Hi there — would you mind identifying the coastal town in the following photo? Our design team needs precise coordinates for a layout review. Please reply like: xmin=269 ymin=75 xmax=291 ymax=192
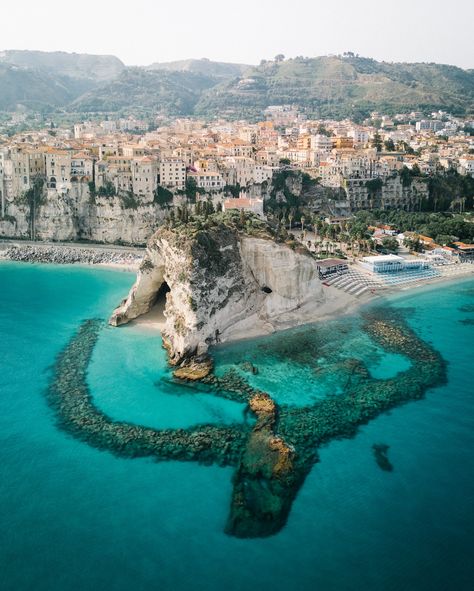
xmin=2 ymin=107 xmax=474 ymax=214
xmin=2 ymin=0 xmax=474 ymax=585
xmin=1 ymin=105 xmax=473 ymax=295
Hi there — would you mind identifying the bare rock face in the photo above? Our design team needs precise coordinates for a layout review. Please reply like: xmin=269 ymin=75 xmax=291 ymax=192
xmin=110 ymin=215 xmax=325 ymax=366
xmin=0 ymin=186 xmax=164 ymax=244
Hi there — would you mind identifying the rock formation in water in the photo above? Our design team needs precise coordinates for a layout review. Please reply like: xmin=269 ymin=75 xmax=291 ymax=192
xmin=48 ymin=307 xmax=446 ymax=538
xmin=109 ymin=212 xmax=325 ymax=370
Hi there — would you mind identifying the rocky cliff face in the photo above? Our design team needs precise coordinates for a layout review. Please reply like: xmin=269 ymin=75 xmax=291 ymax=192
xmin=110 ymin=213 xmax=325 ymax=367
xmin=0 ymin=185 xmax=165 ymax=245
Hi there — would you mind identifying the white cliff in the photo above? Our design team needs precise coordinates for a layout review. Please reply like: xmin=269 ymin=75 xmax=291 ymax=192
xmin=0 ymin=185 xmax=165 ymax=245
xmin=110 ymin=213 xmax=329 ymax=368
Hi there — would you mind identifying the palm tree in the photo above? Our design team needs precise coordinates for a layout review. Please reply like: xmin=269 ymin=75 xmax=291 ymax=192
xmin=288 ymin=211 xmax=294 ymax=231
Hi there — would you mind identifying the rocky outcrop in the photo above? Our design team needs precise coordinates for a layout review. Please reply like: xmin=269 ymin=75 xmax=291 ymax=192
xmin=110 ymin=213 xmax=325 ymax=368
xmin=0 ymin=185 xmax=165 ymax=245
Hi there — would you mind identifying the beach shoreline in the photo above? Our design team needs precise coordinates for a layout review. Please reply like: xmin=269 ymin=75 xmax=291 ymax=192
xmin=2 ymin=242 xmax=473 ymax=346
xmin=129 ymin=264 xmax=474 ymax=345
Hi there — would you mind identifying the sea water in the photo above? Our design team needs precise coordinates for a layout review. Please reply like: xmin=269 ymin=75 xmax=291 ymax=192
xmin=0 ymin=261 xmax=473 ymax=591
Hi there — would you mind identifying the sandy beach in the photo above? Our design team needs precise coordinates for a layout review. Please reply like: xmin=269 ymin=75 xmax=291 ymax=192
xmin=129 ymin=262 xmax=474 ymax=344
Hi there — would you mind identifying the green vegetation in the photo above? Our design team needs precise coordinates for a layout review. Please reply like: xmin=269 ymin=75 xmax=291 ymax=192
xmin=177 ymin=177 xmax=206 ymax=202
xmin=20 ymin=176 xmax=46 ymax=239
xmin=195 ymin=55 xmax=474 ymax=120
xmin=2 ymin=54 xmax=473 ymax=118
xmin=353 ymin=210 xmax=474 ymax=244
xmin=224 ymin=184 xmax=241 ymax=198
xmin=146 ymin=58 xmax=248 ymax=80
xmin=379 ymin=236 xmax=399 ymax=252
xmin=372 ymin=132 xmax=383 ymax=152
xmin=120 ymin=191 xmax=139 ymax=209
xmin=154 ymin=185 xmax=174 ymax=207
xmin=97 ymin=181 xmax=116 ymax=197
xmin=72 ymin=69 xmax=219 ymax=116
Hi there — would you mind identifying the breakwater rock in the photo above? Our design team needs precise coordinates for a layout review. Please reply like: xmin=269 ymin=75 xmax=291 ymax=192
xmin=3 ymin=244 xmax=143 ymax=266
xmin=47 ymin=307 xmax=447 ymax=538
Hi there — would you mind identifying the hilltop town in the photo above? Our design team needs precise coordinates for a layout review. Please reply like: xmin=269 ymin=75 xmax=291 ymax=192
xmin=1 ymin=105 xmax=473 ymax=246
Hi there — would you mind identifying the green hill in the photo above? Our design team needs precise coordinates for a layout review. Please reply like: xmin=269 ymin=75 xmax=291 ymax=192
xmin=0 ymin=50 xmax=125 ymax=81
xmin=195 ymin=56 xmax=474 ymax=120
xmin=0 ymin=63 xmax=92 ymax=111
xmin=147 ymin=58 xmax=249 ymax=79
xmin=0 ymin=52 xmax=473 ymax=119
xmin=71 ymin=68 xmax=219 ymax=115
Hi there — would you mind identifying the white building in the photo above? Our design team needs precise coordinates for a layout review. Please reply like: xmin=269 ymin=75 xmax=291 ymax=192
xmin=188 ymin=170 xmax=225 ymax=190
xmin=361 ymin=254 xmax=429 ymax=273
xmin=159 ymin=159 xmax=186 ymax=189
xmin=458 ymin=156 xmax=474 ymax=178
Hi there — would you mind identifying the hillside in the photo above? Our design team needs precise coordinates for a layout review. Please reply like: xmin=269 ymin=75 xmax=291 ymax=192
xmin=0 ymin=50 xmax=125 ymax=81
xmin=71 ymin=68 xmax=219 ymax=115
xmin=0 ymin=52 xmax=473 ymax=119
xmin=147 ymin=58 xmax=249 ymax=79
xmin=195 ymin=56 xmax=474 ymax=120
xmin=0 ymin=63 xmax=92 ymax=111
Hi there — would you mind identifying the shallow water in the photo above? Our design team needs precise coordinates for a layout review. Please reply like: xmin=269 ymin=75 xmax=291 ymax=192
xmin=0 ymin=262 xmax=473 ymax=590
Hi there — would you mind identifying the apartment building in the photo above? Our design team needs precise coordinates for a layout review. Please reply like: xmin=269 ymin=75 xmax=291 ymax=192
xmin=159 ymin=159 xmax=186 ymax=189
xmin=131 ymin=156 xmax=159 ymax=200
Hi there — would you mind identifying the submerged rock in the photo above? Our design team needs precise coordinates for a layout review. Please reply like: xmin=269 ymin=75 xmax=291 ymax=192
xmin=372 ymin=443 xmax=394 ymax=472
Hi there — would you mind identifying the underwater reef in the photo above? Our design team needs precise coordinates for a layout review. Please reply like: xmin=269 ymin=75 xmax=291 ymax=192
xmin=47 ymin=308 xmax=446 ymax=538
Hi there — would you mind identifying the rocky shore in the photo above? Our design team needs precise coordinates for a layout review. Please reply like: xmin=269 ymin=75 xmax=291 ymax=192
xmin=2 ymin=244 xmax=143 ymax=267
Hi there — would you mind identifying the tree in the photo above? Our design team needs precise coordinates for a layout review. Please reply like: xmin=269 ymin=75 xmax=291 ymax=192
xmin=23 ymin=175 xmax=45 ymax=240
xmin=301 ymin=215 xmax=306 ymax=232
xmin=435 ymin=234 xmax=455 ymax=246
xmin=371 ymin=132 xmax=383 ymax=152
xmin=154 ymin=185 xmax=173 ymax=207
xmin=384 ymin=138 xmax=395 ymax=151
xmin=185 ymin=176 xmax=198 ymax=203
xmin=274 ymin=54 xmax=285 ymax=63
xmin=381 ymin=237 xmax=398 ymax=252
xmin=288 ymin=211 xmax=294 ymax=231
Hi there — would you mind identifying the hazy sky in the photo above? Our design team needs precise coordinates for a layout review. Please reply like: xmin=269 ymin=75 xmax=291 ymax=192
xmin=4 ymin=0 xmax=473 ymax=68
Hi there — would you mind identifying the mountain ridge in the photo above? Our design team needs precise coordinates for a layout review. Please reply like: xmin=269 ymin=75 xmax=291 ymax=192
xmin=0 ymin=51 xmax=473 ymax=119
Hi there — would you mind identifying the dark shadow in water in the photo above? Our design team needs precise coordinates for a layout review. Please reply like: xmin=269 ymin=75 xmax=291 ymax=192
xmin=47 ymin=308 xmax=446 ymax=538
xmin=372 ymin=443 xmax=394 ymax=472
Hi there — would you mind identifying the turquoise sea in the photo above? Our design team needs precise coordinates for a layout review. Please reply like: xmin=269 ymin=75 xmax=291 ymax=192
xmin=0 ymin=261 xmax=473 ymax=591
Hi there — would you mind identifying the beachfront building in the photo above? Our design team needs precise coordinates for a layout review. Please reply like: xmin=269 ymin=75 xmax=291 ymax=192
xmin=452 ymin=242 xmax=474 ymax=261
xmin=317 ymin=258 xmax=349 ymax=279
xmin=361 ymin=254 xmax=429 ymax=273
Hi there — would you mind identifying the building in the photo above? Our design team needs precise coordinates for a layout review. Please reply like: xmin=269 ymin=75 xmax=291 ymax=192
xmin=458 ymin=156 xmax=474 ymax=178
xmin=223 ymin=197 xmax=264 ymax=217
xmin=317 ymin=259 xmax=349 ymax=279
xmin=310 ymin=134 xmax=333 ymax=152
xmin=452 ymin=242 xmax=474 ymax=260
xmin=361 ymin=254 xmax=429 ymax=273
xmin=131 ymin=156 xmax=159 ymax=202
xmin=44 ymin=150 xmax=72 ymax=194
xmin=188 ymin=170 xmax=225 ymax=190
xmin=159 ymin=159 xmax=186 ymax=189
